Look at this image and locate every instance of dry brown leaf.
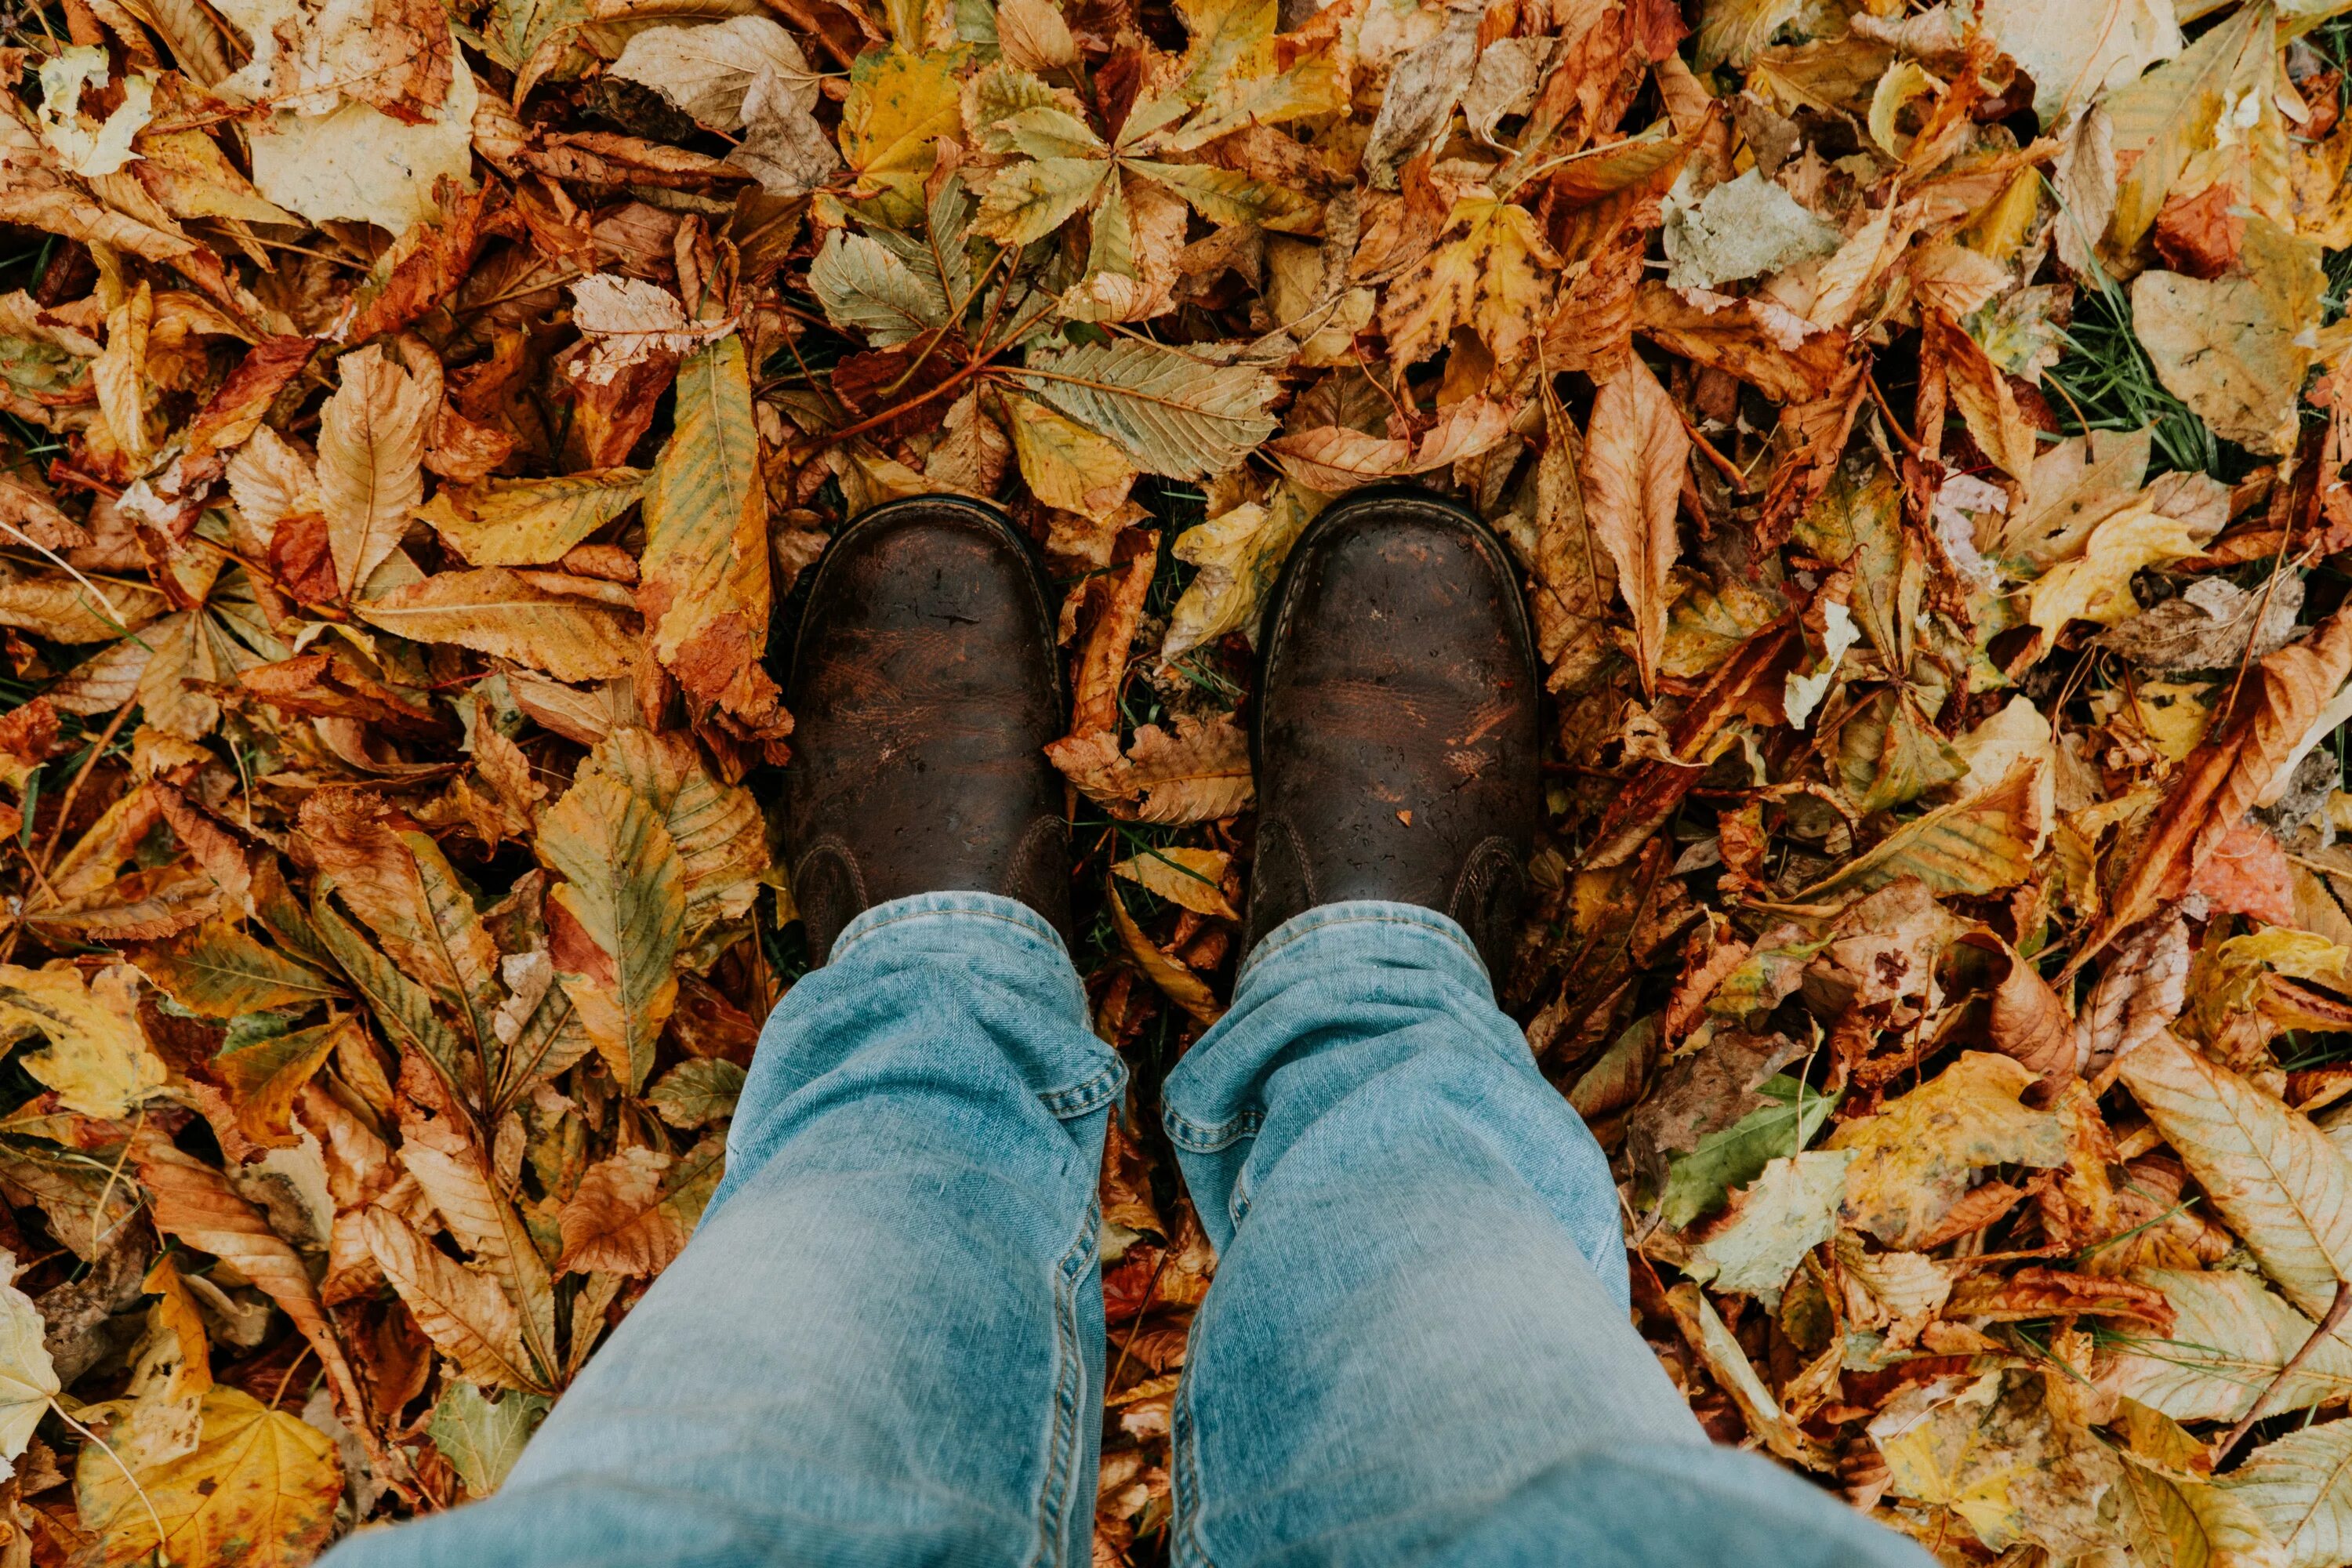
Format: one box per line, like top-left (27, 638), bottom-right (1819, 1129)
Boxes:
top-left (1582, 355), bottom-right (1687, 697)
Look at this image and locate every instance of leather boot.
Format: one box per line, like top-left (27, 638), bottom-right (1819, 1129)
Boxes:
top-left (1246, 485), bottom-right (1541, 975)
top-left (780, 495), bottom-right (1073, 964)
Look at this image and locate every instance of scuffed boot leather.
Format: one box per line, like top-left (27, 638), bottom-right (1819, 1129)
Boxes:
top-left (1245, 485), bottom-right (1541, 975)
top-left (780, 495), bottom-right (1073, 964)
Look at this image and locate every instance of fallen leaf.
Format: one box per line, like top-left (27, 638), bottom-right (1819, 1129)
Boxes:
top-left (1827, 1051), bottom-right (2067, 1247)
top-left (1583, 355), bottom-right (1687, 698)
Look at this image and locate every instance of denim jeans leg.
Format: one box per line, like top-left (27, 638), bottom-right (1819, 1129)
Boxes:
top-left (324, 892), bottom-right (1123, 1568)
top-left (1160, 901), bottom-right (1930, 1568)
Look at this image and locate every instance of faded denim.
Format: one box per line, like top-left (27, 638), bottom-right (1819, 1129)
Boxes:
top-left (325, 893), bottom-right (1927, 1568)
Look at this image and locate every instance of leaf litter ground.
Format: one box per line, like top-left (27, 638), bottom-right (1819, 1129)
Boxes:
top-left (13, 0), bottom-right (2352, 1561)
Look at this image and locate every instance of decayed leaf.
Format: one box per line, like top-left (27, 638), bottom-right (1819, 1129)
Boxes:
top-left (1664, 1282), bottom-right (1828, 1468)
top-left (2132, 220), bottom-right (2323, 458)
top-left (1871, 1370), bottom-right (2126, 1556)
top-left (554, 1134), bottom-right (724, 1276)
top-left (1013, 339), bottom-right (1279, 481)
top-left (135, 1138), bottom-right (373, 1432)
top-left (0, 964), bottom-right (167, 1119)
top-left (1381, 194), bottom-right (1560, 368)
top-left (2118, 1031), bottom-right (2352, 1319)
top-left (1048, 714), bottom-right (1254, 823)
top-left (1791, 762), bottom-right (2044, 906)
top-left (567, 277), bottom-right (732, 387)
top-left (1979, 0), bottom-right (2177, 122)
top-left (75, 1386), bottom-right (343, 1568)
top-left (1662, 169), bottom-right (1840, 292)
top-left (609, 17), bottom-right (816, 132)
top-left (1682, 1149), bottom-right (1851, 1298)
top-left (363, 1205), bottom-right (541, 1392)
top-left (1825, 1051), bottom-right (2066, 1247)
top-left (646, 1058), bottom-right (746, 1127)
top-left (1583, 356), bottom-right (1687, 698)
top-left (398, 1110), bottom-right (558, 1383)
top-left (213, 1017), bottom-right (347, 1148)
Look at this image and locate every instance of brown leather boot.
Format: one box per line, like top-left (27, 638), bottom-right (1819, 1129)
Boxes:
top-left (780, 495), bottom-right (1072, 964)
top-left (1246, 486), bottom-right (1541, 975)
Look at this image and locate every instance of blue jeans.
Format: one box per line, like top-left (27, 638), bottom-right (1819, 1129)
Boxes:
top-left (326, 895), bottom-right (1925, 1568)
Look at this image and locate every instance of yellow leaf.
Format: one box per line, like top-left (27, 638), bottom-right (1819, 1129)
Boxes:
top-left (400, 1110), bottom-right (560, 1379)
top-left (576, 728), bottom-right (768, 941)
top-left (1113, 846), bottom-right (1238, 919)
top-left (353, 567), bottom-right (640, 683)
top-left (212, 1016), bottom-right (347, 1149)
top-left (245, 49), bottom-right (478, 232)
top-left (1790, 761), bottom-right (2043, 905)
top-left (415, 468), bottom-right (648, 568)
top-left (0, 963), bottom-right (166, 1119)
top-left (974, 154), bottom-right (1110, 245)
top-left (1664, 1282), bottom-right (1828, 1468)
top-left (1003, 391), bottom-right (1138, 521)
top-left (76, 1387), bottom-right (343, 1568)
top-left (1379, 196), bottom-right (1559, 368)
top-left (2118, 1030), bottom-right (2352, 1319)
top-left (92, 282), bottom-right (154, 466)
top-left (1871, 1370), bottom-right (2127, 1556)
top-left (1160, 487), bottom-right (1315, 664)
top-left (1826, 1051), bottom-right (2066, 1247)
top-left (1048, 714), bottom-right (1255, 823)
top-left (1109, 884), bottom-right (1223, 1025)
top-left (135, 1136), bottom-right (374, 1422)
top-left (2103, 1269), bottom-right (2352, 1423)
top-left (2118, 1450), bottom-right (2290, 1568)
top-left (840, 45), bottom-right (964, 187)
top-left (301, 790), bottom-right (503, 1044)
top-left (126, 920), bottom-right (341, 1020)
top-left (1932, 308), bottom-right (2035, 480)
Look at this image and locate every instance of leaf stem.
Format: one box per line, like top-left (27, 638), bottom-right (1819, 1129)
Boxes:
top-left (2216, 1276), bottom-right (2352, 1465)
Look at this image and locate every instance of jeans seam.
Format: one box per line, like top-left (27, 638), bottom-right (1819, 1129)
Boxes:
top-left (1171, 1348), bottom-right (1213, 1568)
top-left (1237, 908), bottom-right (1488, 986)
top-left (1031, 1206), bottom-right (1098, 1568)
top-left (1040, 1061), bottom-right (1127, 1119)
top-left (1164, 1105), bottom-right (1262, 1152)
top-left (830, 902), bottom-right (1069, 963)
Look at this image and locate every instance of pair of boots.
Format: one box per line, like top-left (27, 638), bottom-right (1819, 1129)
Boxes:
top-left (782, 488), bottom-right (1541, 975)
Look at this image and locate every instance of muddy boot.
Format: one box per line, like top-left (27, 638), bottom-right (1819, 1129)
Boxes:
top-left (1244, 486), bottom-right (1541, 975)
top-left (779, 495), bottom-right (1073, 964)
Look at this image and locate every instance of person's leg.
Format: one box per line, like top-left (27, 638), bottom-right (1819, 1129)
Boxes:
top-left (331, 894), bottom-right (1120, 1568)
top-left (1160, 489), bottom-right (1926, 1567)
top-left (328, 497), bottom-right (1106, 1568)
top-left (1163, 902), bottom-right (1923, 1568)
